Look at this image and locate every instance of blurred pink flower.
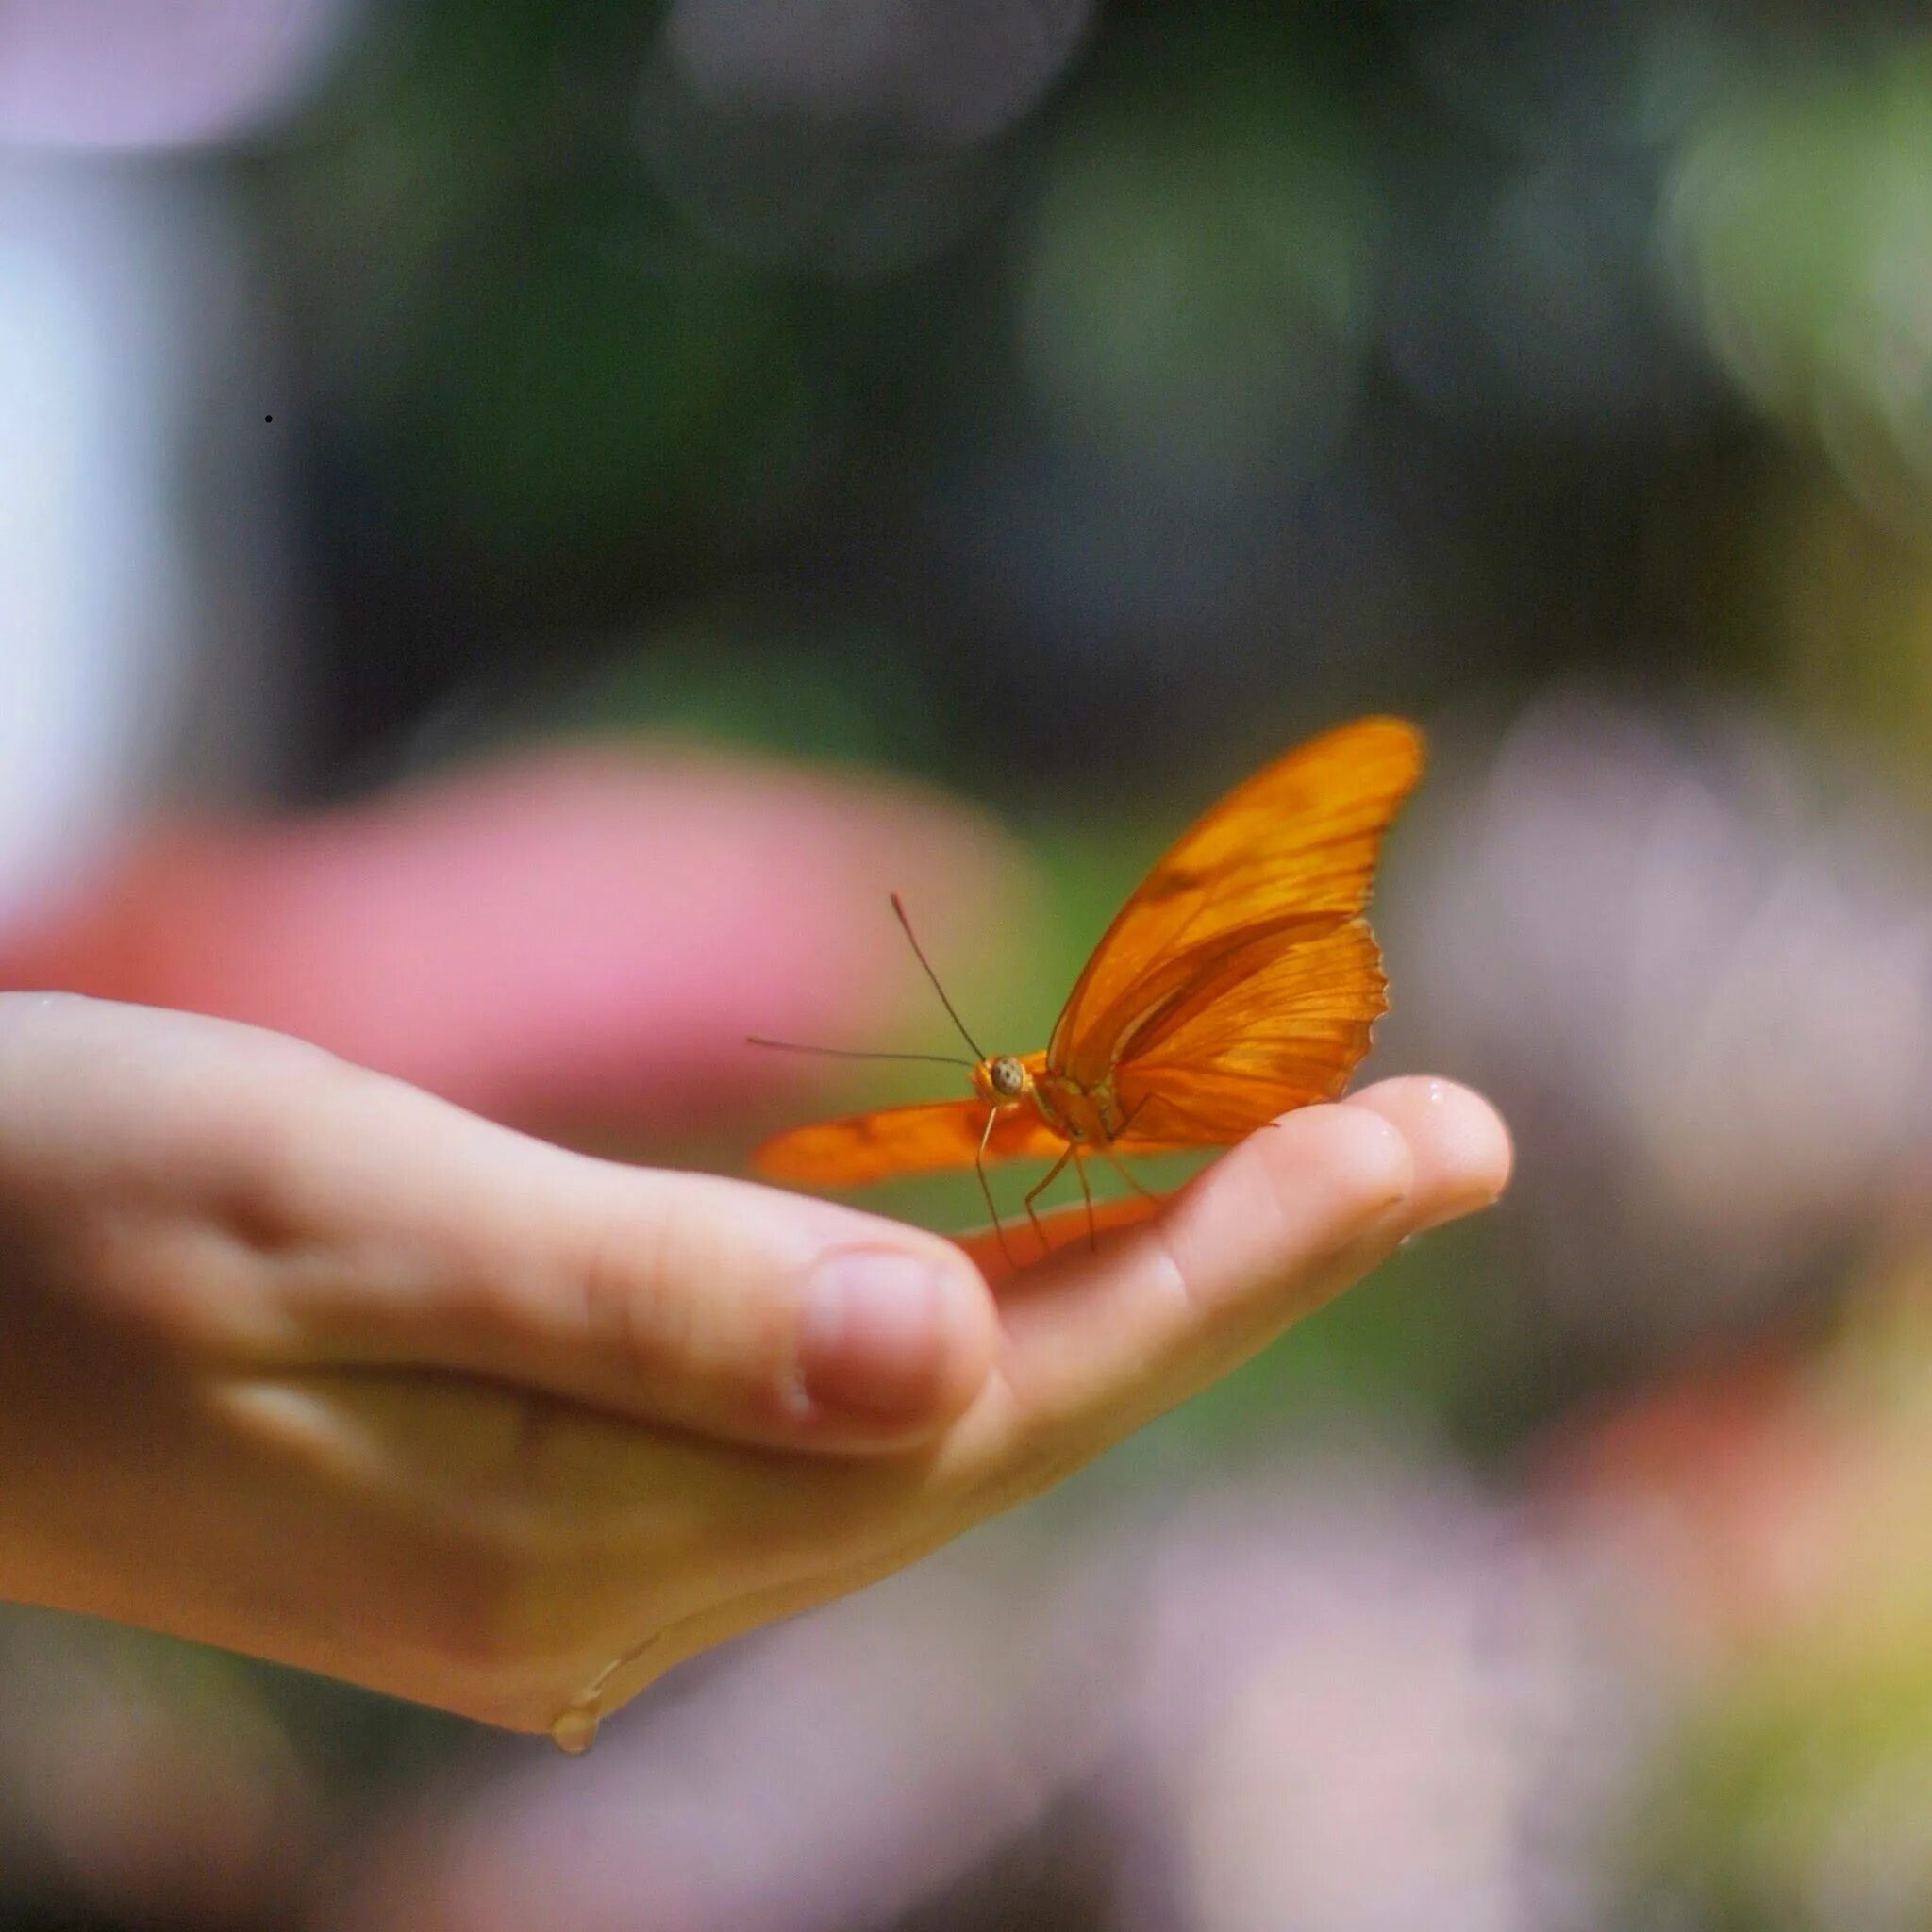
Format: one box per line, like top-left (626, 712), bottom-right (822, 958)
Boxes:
top-left (1382, 691), bottom-right (1932, 1359)
top-left (1092, 1461), bottom-right (1635, 1932)
top-left (0, 743), bottom-right (1021, 1135)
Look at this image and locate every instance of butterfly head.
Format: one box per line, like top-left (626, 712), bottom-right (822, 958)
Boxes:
top-left (974, 1054), bottom-right (1031, 1105)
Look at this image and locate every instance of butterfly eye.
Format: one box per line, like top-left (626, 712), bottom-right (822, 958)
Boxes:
top-left (991, 1056), bottom-right (1025, 1097)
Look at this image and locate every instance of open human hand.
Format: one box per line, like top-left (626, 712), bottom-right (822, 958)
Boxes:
top-left (0, 994), bottom-right (1508, 1737)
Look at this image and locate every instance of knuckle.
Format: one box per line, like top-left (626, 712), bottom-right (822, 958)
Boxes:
top-left (172, 1053), bottom-right (361, 1243)
top-left (200, 1101), bottom-right (315, 1233)
top-left (573, 1185), bottom-right (802, 1420)
top-left (576, 1197), bottom-right (687, 1388)
top-left (210, 1043), bottom-right (414, 1219)
top-left (44, 1213), bottom-right (239, 1357)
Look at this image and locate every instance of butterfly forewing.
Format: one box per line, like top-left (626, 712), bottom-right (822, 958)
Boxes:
top-left (752, 1091), bottom-right (1062, 1189)
top-left (1047, 716), bottom-right (1423, 1088)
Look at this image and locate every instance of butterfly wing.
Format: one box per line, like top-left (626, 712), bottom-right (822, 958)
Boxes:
top-left (1049, 716), bottom-right (1423, 1090)
top-left (954, 1187), bottom-right (1171, 1281)
top-left (1108, 914), bottom-right (1387, 1143)
top-left (755, 716), bottom-right (1419, 1191)
top-left (752, 1093), bottom-right (1065, 1189)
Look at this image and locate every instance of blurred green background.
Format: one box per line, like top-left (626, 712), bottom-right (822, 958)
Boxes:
top-left (12, 1), bottom-right (1932, 1926)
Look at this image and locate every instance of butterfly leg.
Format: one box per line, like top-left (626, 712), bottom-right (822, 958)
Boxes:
top-left (974, 1107), bottom-right (1016, 1271)
top-left (1022, 1146), bottom-right (1074, 1264)
top-left (1093, 1097), bottom-right (1161, 1206)
top-left (1073, 1145), bottom-right (1096, 1252)
top-left (1098, 1146), bottom-right (1161, 1204)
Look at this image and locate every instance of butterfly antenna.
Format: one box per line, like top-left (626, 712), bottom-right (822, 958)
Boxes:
top-left (745, 1037), bottom-right (974, 1071)
top-left (890, 892), bottom-right (988, 1062)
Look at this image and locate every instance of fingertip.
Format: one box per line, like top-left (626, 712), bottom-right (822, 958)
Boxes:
top-left (1250, 1099), bottom-right (1417, 1230)
top-left (1154, 1101), bottom-right (1413, 1315)
top-left (1343, 1076), bottom-right (1512, 1231)
top-left (928, 1248), bottom-right (1002, 1421)
top-left (917, 1242), bottom-right (1003, 1424)
top-left (793, 1240), bottom-right (998, 1440)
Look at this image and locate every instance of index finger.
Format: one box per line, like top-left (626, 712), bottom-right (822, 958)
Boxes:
top-left (947, 1078), bottom-right (1510, 1465)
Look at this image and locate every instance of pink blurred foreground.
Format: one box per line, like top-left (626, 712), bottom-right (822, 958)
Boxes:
top-left (0, 745), bottom-right (1018, 1134)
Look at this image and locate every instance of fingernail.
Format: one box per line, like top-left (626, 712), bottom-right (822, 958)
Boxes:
top-left (799, 1249), bottom-right (954, 1421)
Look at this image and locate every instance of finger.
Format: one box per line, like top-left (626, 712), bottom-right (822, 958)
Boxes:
top-left (950, 1076), bottom-right (1513, 1283)
top-left (1343, 1074), bottom-right (1514, 1230)
top-left (341, 1073), bottom-right (1510, 1464)
top-left (982, 1102), bottom-right (1412, 1437)
top-left (0, 998), bottom-right (1002, 1455)
top-left (268, 1083), bottom-right (1005, 1454)
top-left (960, 1079), bottom-right (1510, 1458)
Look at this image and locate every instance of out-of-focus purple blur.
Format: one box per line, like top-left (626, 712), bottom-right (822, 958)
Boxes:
top-left (8, 2), bottom-right (1932, 1926)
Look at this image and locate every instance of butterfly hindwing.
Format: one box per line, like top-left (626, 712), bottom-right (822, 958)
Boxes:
top-left (1112, 915), bottom-right (1388, 1143)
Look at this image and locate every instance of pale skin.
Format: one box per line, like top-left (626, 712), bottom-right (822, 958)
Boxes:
top-left (0, 992), bottom-right (1509, 1736)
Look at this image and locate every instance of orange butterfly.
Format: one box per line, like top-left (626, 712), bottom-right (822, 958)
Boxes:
top-left (752, 716), bottom-right (1424, 1260)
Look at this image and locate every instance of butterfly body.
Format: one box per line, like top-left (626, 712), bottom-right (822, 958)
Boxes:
top-left (753, 717), bottom-right (1424, 1248)
top-left (970, 1052), bottom-right (1094, 1141)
